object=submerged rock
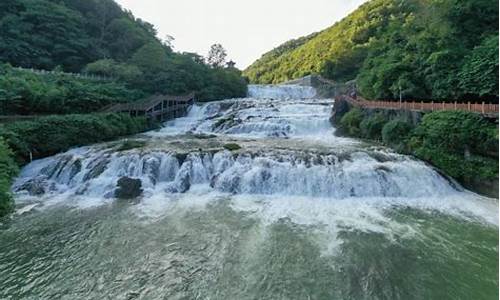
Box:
[177,173,191,193]
[114,177,143,199]
[16,178,45,196]
[68,159,83,181]
[116,140,147,151]
[15,177,47,196]
[223,143,241,151]
[83,157,109,181]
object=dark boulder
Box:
[114,177,143,199]
[176,172,191,193]
[15,177,47,196]
[330,97,352,126]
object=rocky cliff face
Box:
[329,97,353,128]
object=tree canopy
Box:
[0,0,247,102]
[207,44,228,68]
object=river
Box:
[0,85,498,299]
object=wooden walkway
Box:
[341,95,499,117]
[102,92,195,122]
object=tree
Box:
[458,35,499,98]
[162,34,175,49]
[129,41,168,70]
[206,44,227,68]
[83,59,142,81]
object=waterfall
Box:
[4,84,498,300]
[11,84,495,225]
[248,84,317,99]
[13,148,458,200]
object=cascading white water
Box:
[13,147,459,200]
[248,84,317,99]
[3,85,498,300]
[12,85,495,225]
[149,97,337,139]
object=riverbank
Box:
[0,113,157,217]
[331,97,499,198]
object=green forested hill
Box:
[244,0,498,101]
[0,0,165,72]
[0,0,247,102]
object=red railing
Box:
[343,96,499,115]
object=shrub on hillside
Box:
[382,119,414,151]
[0,64,144,115]
[0,113,155,164]
[409,111,498,184]
[414,146,498,182]
[360,114,387,140]
[0,138,18,218]
[339,108,364,137]
[411,111,498,157]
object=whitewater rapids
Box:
[1,85,498,299]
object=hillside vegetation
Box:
[0,0,247,102]
[0,64,145,115]
[244,0,498,101]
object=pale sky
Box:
[115,0,367,69]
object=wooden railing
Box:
[13,67,115,81]
[343,96,499,116]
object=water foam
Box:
[248,84,317,99]
[12,84,498,230]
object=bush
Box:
[0,113,155,164]
[382,119,414,151]
[410,111,498,184]
[360,114,387,140]
[412,110,498,157]
[0,138,18,218]
[339,108,364,137]
[83,59,143,82]
[414,146,498,182]
[0,64,145,115]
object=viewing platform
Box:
[340,95,499,118]
[102,92,196,122]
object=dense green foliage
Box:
[0,0,247,102]
[244,0,498,101]
[0,0,159,71]
[0,113,154,164]
[382,119,413,151]
[0,64,144,115]
[457,36,499,98]
[339,108,364,136]
[360,114,387,140]
[410,111,498,181]
[0,138,18,218]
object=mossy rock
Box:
[223,143,242,151]
[192,133,217,139]
[117,140,147,151]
